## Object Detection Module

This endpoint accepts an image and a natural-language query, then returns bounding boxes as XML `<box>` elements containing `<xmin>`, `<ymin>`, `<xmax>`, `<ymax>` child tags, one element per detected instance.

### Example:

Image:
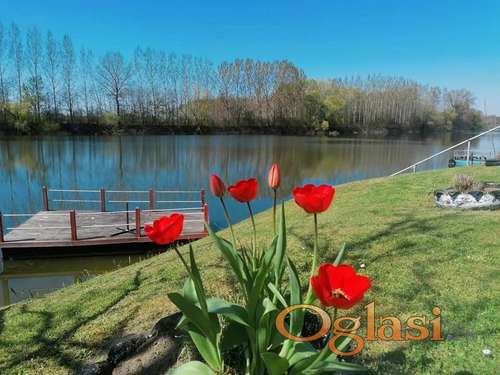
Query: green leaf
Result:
<box><xmin>168</xmin><ymin>292</ymin><xmax>216</xmax><ymax>339</ymax></box>
<box><xmin>261</xmin><ymin>352</ymin><xmax>290</xmax><ymax>375</ymax></box>
<box><xmin>268</xmin><ymin>327</ymin><xmax>286</xmax><ymax>350</ymax></box>
<box><xmin>287</xmin><ymin>342</ymin><xmax>316</xmax><ymax>367</ymax></box>
<box><xmin>207</xmin><ymin>225</ymin><xmax>248</xmax><ymax>289</ymax></box>
<box><xmin>261</xmin><ymin>297</ymin><xmax>278</xmax><ymax>318</ymax></box>
<box><xmin>206</xmin><ymin>297</ymin><xmax>250</xmax><ymax>327</ymax></box>
<box><xmin>333</xmin><ymin>243</ymin><xmax>347</xmax><ymax>266</ymax></box>
<box><xmin>287</xmin><ymin>258</ymin><xmax>304</xmax><ymax>337</ymax></box>
<box><xmin>256</xmin><ymin>298</ymin><xmax>279</xmax><ymax>351</ymax></box>
<box><xmin>274</xmin><ymin>203</ymin><xmax>287</xmax><ymax>283</ymax></box>
<box><xmin>167</xmin><ymin>361</ymin><xmax>216</xmax><ymax>375</ymax></box>
<box><xmin>189</xmin><ymin>245</ymin><xmax>208</xmax><ymax>312</ymax></box>
<box><xmin>183</xmin><ymin>277</ymin><xmax>197</xmax><ymax>304</ymax></box>
<box><xmin>263</xmin><ymin>235</ymin><xmax>278</xmax><ymax>270</ymax></box>
<box><xmin>188</xmin><ymin>327</ymin><xmax>222</xmax><ymax>371</ymax></box>
<box><xmin>268</xmin><ymin>283</ymin><xmax>288</xmax><ymax>308</ymax></box>
<box><xmin>176</xmin><ymin>278</ymin><xmax>197</xmax><ymax>330</ymax></box>
<box><xmin>248</xmin><ymin>256</ymin><xmax>274</xmax><ymax>319</ymax></box>
<box><xmin>221</xmin><ymin>321</ymin><xmax>248</xmax><ymax>350</ymax></box>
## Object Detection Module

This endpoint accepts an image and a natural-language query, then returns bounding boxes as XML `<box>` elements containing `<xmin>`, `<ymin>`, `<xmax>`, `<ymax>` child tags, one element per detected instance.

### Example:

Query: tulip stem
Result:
<box><xmin>305</xmin><ymin>213</ymin><xmax>319</xmax><ymax>303</ymax></box>
<box><xmin>174</xmin><ymin>245</ymin><xmax>190</xmax><ymax>273</ymax></box>
<box><xmin>272</xmin><ymin>188</ymin><xmax>277</xmax><ymax>235</ymax></box>
<box><xmin>219</xmin><ymin>197</ymin><xmax>237</xmax><ymax>249</ymax></box>
<box><xmin>247</xmin><ymin>202</ymin><xmax>257</xmax><ymax>259</ymax></box>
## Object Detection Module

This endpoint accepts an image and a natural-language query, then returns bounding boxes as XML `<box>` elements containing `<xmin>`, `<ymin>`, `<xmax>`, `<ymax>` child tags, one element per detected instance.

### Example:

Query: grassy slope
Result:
<box><xmin>0</xmin><ymin>167</ymin><xmax>499</xmax><ymax>374</ymax></box>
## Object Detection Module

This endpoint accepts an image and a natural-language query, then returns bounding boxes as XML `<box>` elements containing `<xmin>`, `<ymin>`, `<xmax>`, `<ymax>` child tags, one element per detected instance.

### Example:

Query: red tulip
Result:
<box><xmin>144</xmin><ymin>214</ymin><xmax>184</xmax><ymax>245</ymax></box>
<box><xmin>292</xmin><ymin>184</ymin><xmax>335</xmax><ymax>214</ymax></box>
<box><xmin>268</xmin><ymin>163</ymin><xmax>280</xmax><ymax>189</ymax></box>
<box><xmin>228</xmin><ymin>178</ymin><xmax>258</xmax><ymax>203</ymax></box>
<box><xmin>210</xmin><ymin>174</ymin><xmax>225</xmax><ymax>197</ymax></box>
<box><xmin>311</xmin><ymin>263</ymin><xmax>371</xmax><ymax>309</ymax></box>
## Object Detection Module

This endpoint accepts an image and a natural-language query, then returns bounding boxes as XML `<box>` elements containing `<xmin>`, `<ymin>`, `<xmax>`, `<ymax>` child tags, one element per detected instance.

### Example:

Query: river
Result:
<box><xmin>0</xmin><ymin>133</ymin><xmax>498</xmax><ymax>305</ymax></box>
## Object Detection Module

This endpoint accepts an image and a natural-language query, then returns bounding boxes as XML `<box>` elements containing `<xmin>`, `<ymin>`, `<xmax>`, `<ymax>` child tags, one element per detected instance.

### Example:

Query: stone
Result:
<box><xmin>107</xmin><ymin>334</ymin><xmax>148</xmax><ymax>366</ymax></box>
<box><xmin>151</xmin><ymin>312</ymin><xmax>182</xmax><ymax>337</ymax></box>
<box><xmin>435</xmin><ymin>188</ymin><xmax>500</xmax><ymax>210</ymax></box>
<box><xmin>112</xmin><ymin>335</ymin><xmax>181</xmax><ymax>374</ymax></box>
<box><xmin>469</xmin><ymin>191</ymin><xmax>484</xmax><ymax>202</ymax></box>
<box><xmin>78</xmin><ymin>361</ymin><xmax>113</xmax><ymax>375</ymax></box>
<box><xmin>79</xmin><ymin>312</ymin><xmax>184</xmax><ymax>375</ymax></box>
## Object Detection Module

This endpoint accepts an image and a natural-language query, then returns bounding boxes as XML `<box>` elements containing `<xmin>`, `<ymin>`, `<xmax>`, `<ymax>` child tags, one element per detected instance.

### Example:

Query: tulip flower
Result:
<box><xmin>145</xmin><ymin>214</ymin><xmax>190</xmax><ymax>271</ymax></box>
<box><xmin>209</xmin><ymin>174</ymin><xmax>237</xmax><ymax>249</ymax></box>
<box><xmin>210</xmin><ymin>174</ymin><xmax>225</xmax><ymax>197</ymax></box>
<box><xmin>292</xmin><ymin>184</ymin><xmax>335</xmax><ymax>214</ymax></box>
<box><xmin>228</xmin><ymin>178</ymin><xmax>258</xmax><ymax>203</ymax></box>
<box><xmin>228</xmin><ymin>178</ymin><xmax>259</xmax><ymax>259</ymax></box>
<box><xmin>268</xmin><ymin>163</ymin><xmax>280</xmax><ymax>190</ymax></box>
<box><xmin>311</xmin><ymin>263</ymin><xmax>371</xmax><ymax>309</ymax></box>
<box><xmin>268</xmin><ymin>163</ymin><xmax>280</xmax><ymax>234</ymax></box>
<box><xmin>144</xmin><ymin>214</ymin><xmax>184</xmax><ymax>245</ymax></box>
<box><xmin>293</xmin><ymin>184</ymin><xmax>336</xmax><ymax>303</ymax></box>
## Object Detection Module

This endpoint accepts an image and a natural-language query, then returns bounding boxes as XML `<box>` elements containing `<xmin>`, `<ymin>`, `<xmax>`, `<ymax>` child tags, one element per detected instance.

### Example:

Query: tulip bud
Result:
<box><xmin>268</xmin><ymin>163</ymin><xmax>280</xmax><ymax>190</ymax></box>
<box><xmin>210</xmin><ymin>174</ymin><xmax>225</xmax><ymax>197</ymax></box>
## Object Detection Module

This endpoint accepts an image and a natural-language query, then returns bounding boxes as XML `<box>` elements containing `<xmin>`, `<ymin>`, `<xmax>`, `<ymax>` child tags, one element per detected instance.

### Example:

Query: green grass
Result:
<box><xmin>1</xmin><ymin>167</ymin><xmax>499</xmax><ymax>374</ymax></box>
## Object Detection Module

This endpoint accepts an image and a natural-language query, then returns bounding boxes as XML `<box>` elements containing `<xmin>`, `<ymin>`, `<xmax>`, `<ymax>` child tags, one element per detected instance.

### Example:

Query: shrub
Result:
<box><xmin>453</xmin><ymin>174</ymin><xmax>475</xmax><ymax>192</ymax></box>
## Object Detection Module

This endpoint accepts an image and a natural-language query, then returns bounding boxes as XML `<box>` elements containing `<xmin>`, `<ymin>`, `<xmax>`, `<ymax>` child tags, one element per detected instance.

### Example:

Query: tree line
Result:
<box><xmin>0</xmin><ymin>22</ymin><xmax>484</xmax><ymax>135</ymax></box>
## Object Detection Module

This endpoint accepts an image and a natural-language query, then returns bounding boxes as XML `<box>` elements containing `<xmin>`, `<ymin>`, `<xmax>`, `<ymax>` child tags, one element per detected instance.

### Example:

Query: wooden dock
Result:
<box><xmin>0</xmin><ymin>187</ymin><xmax>208</xmax><ymax>252</ymax></box>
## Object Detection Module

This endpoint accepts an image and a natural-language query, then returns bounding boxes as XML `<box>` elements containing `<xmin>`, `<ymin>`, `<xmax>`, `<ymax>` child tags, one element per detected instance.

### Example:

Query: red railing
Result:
<box><xmin>0</xmin><ymin>187</ymin><xmax>208</xmax><ymax>244</ymax></box>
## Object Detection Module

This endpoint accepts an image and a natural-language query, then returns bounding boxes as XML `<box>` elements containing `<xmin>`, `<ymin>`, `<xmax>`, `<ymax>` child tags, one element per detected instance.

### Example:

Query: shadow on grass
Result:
<box><xmin>0</xmin><ymin>269</ymin><xmax>143</xmax><ymax>372</ymax></box>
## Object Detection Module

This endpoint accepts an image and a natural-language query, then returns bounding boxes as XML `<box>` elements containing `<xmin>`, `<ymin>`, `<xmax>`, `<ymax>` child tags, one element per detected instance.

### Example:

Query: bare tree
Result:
<box><xmin>0</xmin><ymin>22</ymin><xmax>8</xmax><ymax>122</ymax></box>
<box><xmin>25</xmin><ymin>27</ymin><xmax>43</xmax><ymax>121</ymax></box>
<box><xmin>96</xmin><ymin>51</ymin><xmax>132</xmax><ymax>116</ymax></box>
<box><xmin>9</xmin><ymin>23</ymin><xmax>23</xmax><ymax>105</ymax></box>
<box><xmin>44</xmin><ymin>30</ymin><xmax>60</xmax><ymax>116</ymax></box>
<box><xmin>79</xmin><ymin>48</ymin><xmax>94</xmax><ymax>119</ymax></box>
<box><xmin>61</xmin><ymin>34</ymin><xmax>75</xmax><ymax>121</ymax></box>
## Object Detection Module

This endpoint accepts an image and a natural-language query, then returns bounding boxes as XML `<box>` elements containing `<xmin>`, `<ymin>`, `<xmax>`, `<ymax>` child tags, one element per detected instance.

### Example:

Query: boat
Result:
<box><xmin>448</xmin><ymin>150</ymin><xmax>500</xmax><ymax>168</ymax></box>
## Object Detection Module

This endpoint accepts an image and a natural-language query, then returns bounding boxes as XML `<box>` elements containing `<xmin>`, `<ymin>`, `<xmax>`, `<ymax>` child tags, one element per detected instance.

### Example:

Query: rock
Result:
<box><xmin>469</xmin><ymin>191</ymin><xmax>484</xmax><ymax>202</ymax></box>
<box><xmin>78</xmin><ymin>361</ymin><xmax>113</xmax><ymax>375</ymax></box>
<box><xmin>151</xmin><ymin>312</ymin><xmax>182</xmax><ymax>337</ymax></box>
<box><xmin>112</xmin><ymin>335</ymin><xmax>181</xmax><ymax>375</ymax></box>
<box><xmin>479</xmin><ymin>194</ymin><xmax>495</xmax><ymax>205</ymax></box>
<box><xmin>454</xmin><ymin>193</ymin><xmax>477</xmax><ymax>206</ymax></box>
<box><xmin>435</xmin><ymin>188</ymin><xmax>500</xmax><ymax>210</ymax></box>
<box><xmin>107</xmin><ymin>334</ymin><xmax>148</xmax><ymax>366</ymax></box>
<box><xmin>79</xmin><ymin>313</ymin><xmax>185</xmax><ymax>374</ymax></box>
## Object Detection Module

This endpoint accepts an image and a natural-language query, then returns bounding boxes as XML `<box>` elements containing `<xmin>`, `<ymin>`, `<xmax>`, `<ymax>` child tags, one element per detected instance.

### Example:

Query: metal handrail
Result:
<box><xmin>391</xmin><ymin>125</ymin><xmax>500</xmax><ymax>176</ymax></box>
<box><xmin>42</xmin><ymin>186</ymin><xmax>206</xmax><ymax>212</ymax></box>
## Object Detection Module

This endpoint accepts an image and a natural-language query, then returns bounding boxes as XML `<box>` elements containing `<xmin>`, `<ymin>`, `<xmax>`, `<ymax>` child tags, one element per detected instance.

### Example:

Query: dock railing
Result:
<box><xmin>390</xmin><ymin>125</ymin><xmax>500</xmax><ymax>176</ymax></box>
<box><xmin>0</xmin><ymin>187</ymin><xmax>208</xmax><ymax>245</ymax></box>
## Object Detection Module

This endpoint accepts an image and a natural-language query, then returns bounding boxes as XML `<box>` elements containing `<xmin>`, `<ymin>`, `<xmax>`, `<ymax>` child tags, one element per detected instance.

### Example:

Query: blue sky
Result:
<box><xmin>2</xmin><ymin>0</ymin><xmax>499</xmax><ymax>113</ymax></box>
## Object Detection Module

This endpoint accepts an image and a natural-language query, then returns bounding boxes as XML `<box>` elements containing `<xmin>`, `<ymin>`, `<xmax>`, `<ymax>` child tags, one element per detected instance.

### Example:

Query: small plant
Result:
<box><xmin>146</xmin><ymin>164</ymin><xmax>372</xmax><ymax>374</ymax></box>
<box><xmin>453</xmin><ymin>174</ymin><xmax>475</xmax><ymax>192</ymax></box>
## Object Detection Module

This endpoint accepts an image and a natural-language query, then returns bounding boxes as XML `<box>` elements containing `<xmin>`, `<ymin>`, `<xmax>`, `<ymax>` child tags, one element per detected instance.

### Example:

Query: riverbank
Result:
<box><xmin>0</xmin><ymin>121</ymin><xmax>484</xmax><ymax>137</ymax></box>
<box><xmin>0</xmin><ymin>167</ymin><xmax>499</xmax><ymax>374</ymax></box>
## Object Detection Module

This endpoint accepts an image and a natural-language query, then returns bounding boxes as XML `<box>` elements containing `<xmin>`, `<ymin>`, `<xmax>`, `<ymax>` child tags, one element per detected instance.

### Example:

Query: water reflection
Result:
<box><xmin>0</xmin><ymin>254</ymin><xmax>153</xmax><ymax>306</ymax></box>
<box><xmin>0</xmin><ymin>133</ymin><xmax>498</xmax><ymax>305</ymax></box>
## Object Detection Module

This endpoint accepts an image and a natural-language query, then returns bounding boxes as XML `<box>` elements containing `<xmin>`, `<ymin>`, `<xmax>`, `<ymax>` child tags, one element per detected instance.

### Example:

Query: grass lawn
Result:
<box><xmin>0</xmin><ymin>167</ymin><xmax>499</xmax><ymax>374</ymax></box>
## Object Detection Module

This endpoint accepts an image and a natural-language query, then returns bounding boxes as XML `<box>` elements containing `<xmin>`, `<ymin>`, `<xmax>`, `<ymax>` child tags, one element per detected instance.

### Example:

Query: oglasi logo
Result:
<box><xmin>276</xmin><ymin>302</ymin><xmax>443</xmax><ymax>356</ymax></box>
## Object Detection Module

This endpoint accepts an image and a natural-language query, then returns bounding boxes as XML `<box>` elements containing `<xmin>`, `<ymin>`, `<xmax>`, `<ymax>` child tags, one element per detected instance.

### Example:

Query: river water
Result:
<box><xmin>0</xmin><ymin>133</ymin><xmax>498</xmax><ymax>305</ymax></box>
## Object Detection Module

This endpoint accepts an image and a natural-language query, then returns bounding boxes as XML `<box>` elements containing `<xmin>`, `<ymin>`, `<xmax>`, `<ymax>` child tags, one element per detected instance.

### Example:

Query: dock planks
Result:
<box><xmin>1</xmin><ymin>209</ymin><xmax>206</xmax><ymax>249</ymax></box>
